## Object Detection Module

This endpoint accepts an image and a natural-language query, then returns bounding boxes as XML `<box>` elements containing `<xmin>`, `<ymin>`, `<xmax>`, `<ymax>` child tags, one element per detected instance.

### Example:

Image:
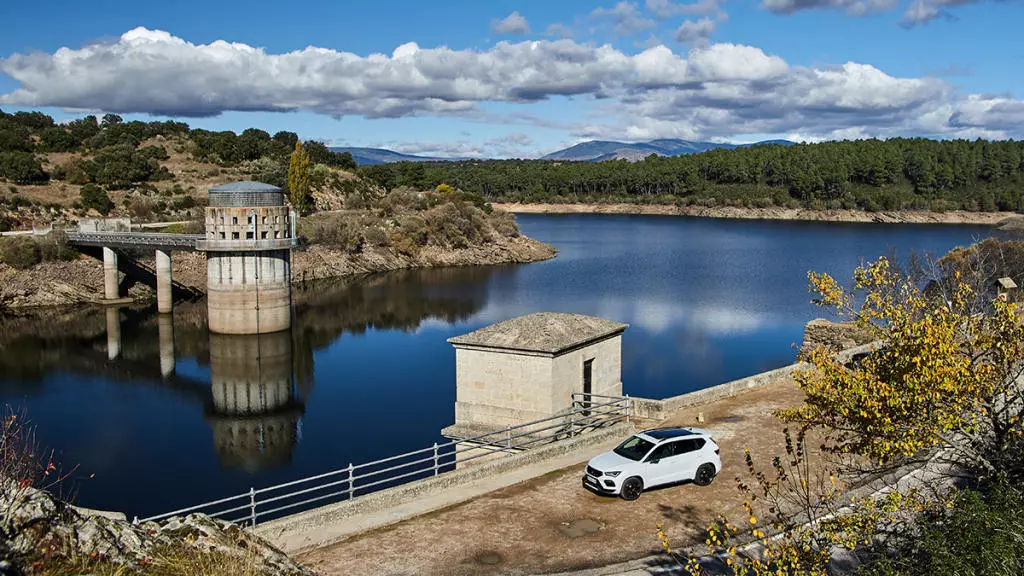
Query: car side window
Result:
<box><xmin>647</xmin><ymin>443</ymin><xmax>675</xmax><ymax>461</ymax></box>
<box><xmin>676</xmin><ymin>438</ymin><xmax>705</xmax><ymax>454</ymax></box>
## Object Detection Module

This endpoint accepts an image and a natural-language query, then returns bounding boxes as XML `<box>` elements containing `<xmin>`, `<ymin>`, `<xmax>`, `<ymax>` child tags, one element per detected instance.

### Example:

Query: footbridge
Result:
<box><xmin>65</xmin><ymin>219</ymin><xmax>205</xmax><ymax>313</ymax></box>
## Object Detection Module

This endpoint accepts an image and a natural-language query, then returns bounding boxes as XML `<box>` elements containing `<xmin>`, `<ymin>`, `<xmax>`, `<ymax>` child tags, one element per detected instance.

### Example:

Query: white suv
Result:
<box><xmin>583</xmin><ymin>427</ymin><xmax>721</xmax><ymax>500</ymax></box>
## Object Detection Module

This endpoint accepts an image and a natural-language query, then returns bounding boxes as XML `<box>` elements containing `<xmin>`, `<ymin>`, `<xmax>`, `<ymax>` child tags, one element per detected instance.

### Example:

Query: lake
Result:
<box><xmin>0</xmin><ymin>214</ymin><xmax>998</xmax><ymax>518</ymax></box>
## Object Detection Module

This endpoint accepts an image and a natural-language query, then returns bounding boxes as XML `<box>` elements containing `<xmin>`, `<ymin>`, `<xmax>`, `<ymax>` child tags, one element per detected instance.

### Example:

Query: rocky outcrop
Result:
<box><xmin>0</xmin><ymin>236</ymin><xmax>556</xmax><ymax>309</ymax></box>
<box><xmin>496</xmin><ymin>202</ymin><xmax>1012</xmax><ymax>226</ymax></box>
<box><xmin>797</xmin><ymin>318</ymin><xmax>875</xmax><ymax>360</ymax></box>
<box><xmin>1</xmin><ymin>480</ymin><xmax>315</xmax><ymax>575</ymax></box>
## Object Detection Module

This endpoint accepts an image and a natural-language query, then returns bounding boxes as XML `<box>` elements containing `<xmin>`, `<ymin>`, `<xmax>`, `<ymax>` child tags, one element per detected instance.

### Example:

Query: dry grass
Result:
<box><xmin>30</xmin><ymin>536</ymin><xmax>268</xmax><ymax>576</ymax></box>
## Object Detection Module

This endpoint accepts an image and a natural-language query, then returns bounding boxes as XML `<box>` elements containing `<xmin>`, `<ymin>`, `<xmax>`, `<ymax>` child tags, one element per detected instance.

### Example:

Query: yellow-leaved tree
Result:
<box><xmin>288</xmin><ymin>140</ymin><xmax>312</xmax><ymax>212</ymax></box>
<box><xmin>677</xmin><ymin>254</ymin><xmax>1024</xmax><ymax>575</ymax></box>
<box><xmin>782</xmin><ymin>256</ymin><xmax>1024</xmax><ymax>477</ymax></box>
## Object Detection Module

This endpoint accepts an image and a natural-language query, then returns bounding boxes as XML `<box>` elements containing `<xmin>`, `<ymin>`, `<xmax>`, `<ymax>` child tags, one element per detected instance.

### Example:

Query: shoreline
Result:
<box><xmin>495</xmin><ymin>202</ymin><xmax>1021</xmax><ymax>226</ymax></box>
<box><xmin>0</xmin><ymin>235</ymin><xmax>556</xmax><ymax>309</ymax></box>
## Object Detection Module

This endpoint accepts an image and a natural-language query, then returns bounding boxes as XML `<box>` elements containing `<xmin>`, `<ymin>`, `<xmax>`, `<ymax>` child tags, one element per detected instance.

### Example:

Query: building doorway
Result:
<box><xmin>582</xmin><ymin>359</ymin><xmax>593</xmax><ymax>415</ymax></box>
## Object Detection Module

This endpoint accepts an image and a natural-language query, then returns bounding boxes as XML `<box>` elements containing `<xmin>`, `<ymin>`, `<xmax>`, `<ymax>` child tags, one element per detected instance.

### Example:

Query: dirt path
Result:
<box><xmin>496</xmin><ymin>202</ymin><xmax>1019</xmax><ymax>226</ymax></box>
<box><xmin>299</xmin><ymin>377</ymin><xmax>806</xmax><ymax>576</ymax></box>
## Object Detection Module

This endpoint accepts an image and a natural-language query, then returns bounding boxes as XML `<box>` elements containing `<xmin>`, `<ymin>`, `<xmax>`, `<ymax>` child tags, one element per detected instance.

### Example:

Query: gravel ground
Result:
<box><xmin>299</xmin><ymin>376</ymin><xmax>807</xmax><ymax>576</ymax></box>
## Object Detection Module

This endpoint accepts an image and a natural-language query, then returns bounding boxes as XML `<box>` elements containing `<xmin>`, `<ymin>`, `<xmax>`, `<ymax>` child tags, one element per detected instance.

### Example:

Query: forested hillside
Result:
<box><xmin>359</xmin><ymin>139</ymin><xmax>1024</xmax><ymax>212</ymax></box>
<box><xmin>0</xmin><ymin>109</ymin><xmax>363</xmax><ymax>230</ymax></box>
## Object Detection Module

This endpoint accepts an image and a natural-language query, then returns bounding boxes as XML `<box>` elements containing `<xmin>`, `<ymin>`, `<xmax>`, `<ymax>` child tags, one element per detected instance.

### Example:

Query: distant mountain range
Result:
<box><xmin>539</xmin><ymin>138</ymin><xmax>796</xmax><ymax>162</ymax></box>
<box><xmin>328</xmin><ymin>147</ymin><xmax>472</xmax><ymax>165</ymax></box>
<box><xmin>331</xmin><ymin>138</ymin><xmax>794</xmax><ymax>165</ymax></box>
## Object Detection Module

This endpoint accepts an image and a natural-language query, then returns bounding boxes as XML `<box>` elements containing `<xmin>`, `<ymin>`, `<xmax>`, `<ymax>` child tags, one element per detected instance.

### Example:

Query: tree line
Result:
<box><xmin>0</xmin><ymin>109</ymin><xmax>357</xmax><ymax>188</ymax></box>
<box><xmin>359</xmin><ymin>138</ymin><xmax>1024</xmax><ymax>213</ymax></box>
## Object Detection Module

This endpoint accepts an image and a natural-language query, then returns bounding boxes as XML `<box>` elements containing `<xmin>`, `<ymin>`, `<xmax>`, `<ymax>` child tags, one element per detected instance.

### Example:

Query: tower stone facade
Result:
<box><xmin>198</xmin><ymin>181</ymin><xmax>297</xmax><ymax>334</ymax></box>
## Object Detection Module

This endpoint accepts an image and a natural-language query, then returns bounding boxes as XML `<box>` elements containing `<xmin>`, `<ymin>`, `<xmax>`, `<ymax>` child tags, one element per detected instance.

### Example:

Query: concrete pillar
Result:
<box><xmin>158</xmin><ymin>313</ymin><xmax>175</xmax><ymax>378</ymax></box>
<box><xmin>156</xmin><ymin>249</ymin><xmax>172</xmax><ymax>314</ymax></box>
<box><xmin>102</xmin><ymin>247</ymin><xmax>119</xmax><ymax>300</ymax></box>
<box><xmin>105</xmin><ymin>307</ymin><xmax>121</xmax><ymax>360</ymax></box>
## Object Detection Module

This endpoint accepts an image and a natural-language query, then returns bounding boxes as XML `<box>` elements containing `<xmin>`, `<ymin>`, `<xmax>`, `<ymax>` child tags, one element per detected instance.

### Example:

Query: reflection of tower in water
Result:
<box><xmin>207</xmin><ymin>331</ymin><xmax>304</xmax><ymax>472</ymax></box>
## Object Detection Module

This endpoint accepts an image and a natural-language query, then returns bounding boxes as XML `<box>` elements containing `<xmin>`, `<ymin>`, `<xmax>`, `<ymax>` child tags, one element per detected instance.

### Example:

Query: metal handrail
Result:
<box><xmin>137</xmin><ymin>394</ymin><xmax>631</xmax><ymax>526</ymax></box>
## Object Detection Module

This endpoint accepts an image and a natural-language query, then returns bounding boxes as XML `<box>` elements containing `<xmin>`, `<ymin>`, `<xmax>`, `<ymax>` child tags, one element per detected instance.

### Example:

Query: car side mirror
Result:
<box><xmin>648</xmin><ymin>458</ymin><xmax>660</xmax><ymax>464</ymax></box>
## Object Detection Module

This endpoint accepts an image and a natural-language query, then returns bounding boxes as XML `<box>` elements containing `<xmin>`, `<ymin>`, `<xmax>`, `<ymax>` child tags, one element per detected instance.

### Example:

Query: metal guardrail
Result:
<box><xmin>137</xmin><ymin>394</ymin><xmax>631</xmax><ymax>527</ymax></box>
<box><xmin>66</xmin><ymin>230</ymin><xmax>204</xmax><ymax>250</ymax></box>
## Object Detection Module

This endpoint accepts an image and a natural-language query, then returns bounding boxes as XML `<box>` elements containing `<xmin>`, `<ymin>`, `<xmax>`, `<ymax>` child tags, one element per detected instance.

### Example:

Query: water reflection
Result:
<box><xmin>207</xmin><ymin>332</ymin><xmax>303</xmax><ymax>471</ymax></box>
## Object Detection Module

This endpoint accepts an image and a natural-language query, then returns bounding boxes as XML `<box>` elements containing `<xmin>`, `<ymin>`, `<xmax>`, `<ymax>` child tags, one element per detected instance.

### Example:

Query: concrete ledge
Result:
<box><xmin>255</xmin><ymin>421</ymin><xmax>635</xmax><ymax>554</ymax></box>
<box><xmin>631</xmin><ymin>342</ymin><xmax>880</xmax><ymax>420</ymax></box>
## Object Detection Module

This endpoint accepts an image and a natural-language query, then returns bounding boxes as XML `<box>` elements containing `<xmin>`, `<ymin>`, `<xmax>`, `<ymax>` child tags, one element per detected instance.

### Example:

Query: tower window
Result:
<box><xmin>232</xmin><ymin>232</ymin><xmax>239</xmax><ymax>240</ymax></box>
<box><xmin>232</xmin><ymin>216</ymin><xmax>238</xmax><ymax>225</ymax></box>
<box><xmin>246</xmin><ymin>231</ymin><xmax>253</xmax><ymax>239</ymax></box>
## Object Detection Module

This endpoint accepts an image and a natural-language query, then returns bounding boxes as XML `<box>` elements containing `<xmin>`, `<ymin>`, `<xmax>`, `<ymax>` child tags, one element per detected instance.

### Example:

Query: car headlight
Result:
<box><xmin>604</xmin><ymin>471</ymin><xmax>622</xmax><ymax>478</ymax></box>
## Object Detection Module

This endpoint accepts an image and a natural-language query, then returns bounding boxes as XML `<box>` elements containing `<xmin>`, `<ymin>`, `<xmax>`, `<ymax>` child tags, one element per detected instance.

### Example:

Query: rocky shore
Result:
<box><xmin>0</xmin><ymin>235</ymin><xmax>555</xmax><ymax>309</ymax></box>
<box><xmin>495</xmin><ymin>202</ymin><xmax>1023</xmax><ymax>226</ymax></box>
<box><xmin>1</xmin><ymin>480</ymin><xmax>315</xmax><ymax>575</ymax></box>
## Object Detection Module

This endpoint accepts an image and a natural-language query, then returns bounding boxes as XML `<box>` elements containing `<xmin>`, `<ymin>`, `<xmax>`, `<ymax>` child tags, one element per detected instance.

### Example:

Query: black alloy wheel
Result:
<box><xmin>620</xmin><ymin>476</ymin><xmax>644</xmax><ymax>501</ymax></box>
<box><xmin>694</xmin><ymin>463</ymin><xmax>716</xmax><ymax>486</ymax></box>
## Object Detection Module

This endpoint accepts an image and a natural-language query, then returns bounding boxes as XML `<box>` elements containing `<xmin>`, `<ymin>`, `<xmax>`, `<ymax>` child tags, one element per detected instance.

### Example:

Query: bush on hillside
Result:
<box><xmin>0</xmin><ymin>236</ymin><xmax>41</xmax><ymax>269</ymax></box>
<box><xmin>36</xmin><ymin>230</ymin><xmax>78</xmax><ymax>262</ymax></box>
<box><xmin>79</xmin><ymin>183</ymin><xmax>112</xmax><ymax>215</ymax></box>
<box><xmin>0</xmin><ymin>152</ymin><xmax>48</xmax><ymax>184</ymax></box>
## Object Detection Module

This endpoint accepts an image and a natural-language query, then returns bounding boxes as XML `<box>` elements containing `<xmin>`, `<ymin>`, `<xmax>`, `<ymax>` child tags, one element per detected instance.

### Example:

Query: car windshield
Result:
<box><xmin>613</xmin><ymin>435</ymin><xmax>655</xmax><ymax>461</ymax></box>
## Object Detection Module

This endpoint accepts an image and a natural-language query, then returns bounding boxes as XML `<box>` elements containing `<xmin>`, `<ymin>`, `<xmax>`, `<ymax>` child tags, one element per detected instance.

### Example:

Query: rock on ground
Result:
<box><xmin>1</xmin><ymin>480</ymin><xmax>315</xmax><ymax>575</ymax></box>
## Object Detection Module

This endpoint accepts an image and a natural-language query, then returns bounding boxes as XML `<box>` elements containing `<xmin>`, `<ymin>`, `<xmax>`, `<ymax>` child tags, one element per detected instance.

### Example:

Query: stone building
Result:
<box><xmin>444</xmin><ymin>312</ymin><xmax>628</xmax><ymax>435</ymax></box>
<box><xmin>197</xmin><ymin>181</ymin><xmax>297</xmax><ymax>334</ymax></box>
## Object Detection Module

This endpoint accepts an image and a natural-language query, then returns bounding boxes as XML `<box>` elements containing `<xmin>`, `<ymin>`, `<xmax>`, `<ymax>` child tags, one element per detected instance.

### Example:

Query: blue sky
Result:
<box><xmin>1</xmin><ymin>0</ymin><xmax>1021</xmax><ymax>157</ymax></box>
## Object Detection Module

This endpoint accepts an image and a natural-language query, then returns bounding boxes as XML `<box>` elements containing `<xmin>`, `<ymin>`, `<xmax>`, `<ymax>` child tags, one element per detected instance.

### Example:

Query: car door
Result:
<box><xmin>676</xmin><ymin>438</ymin><xmax>706</xmax><ymax>481</ymax></box>
<box><xmin>643</xmin><ymin>438</ymin><xmax>675</xmax><ymax>483</ymax></box>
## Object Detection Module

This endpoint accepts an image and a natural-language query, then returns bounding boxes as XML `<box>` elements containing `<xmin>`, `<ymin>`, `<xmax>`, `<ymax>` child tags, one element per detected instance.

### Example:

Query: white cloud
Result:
<box><xmin>544</xmin><ymin>23</ymin><xmax>574</xmax><ymax>39</ymax></box>
<box><xmin>647</xmin><ymin>0</ymin><xmax>724</xmax><ymax>17</ymax></box>
<box><xmin>900</xmin><ymin>0</ymin><xmax>987</xmax><ymax>26</ymax></box>
<box><xmin>591</xmin><ymin>2</ymin><xmax>657</xmax><ymax>36</ymax></box>
<box><xmin>674</xmin><ymin>17</ymin><xmax>720</xmax><ymax>42</ymax></box>
<box><xmin>492</xmin><ymin>11</ymin><xmax>531</xmax><ymax>35</ymax></box>
<box><xmin>2</xmin><ymin>27</ymin><xmax>1023</xmax><ymax>142</ymax></box>
<box><xmin>762</xmin><ymin>0</ymin><xmax>1001</xmax><ymax>23</ymax></box>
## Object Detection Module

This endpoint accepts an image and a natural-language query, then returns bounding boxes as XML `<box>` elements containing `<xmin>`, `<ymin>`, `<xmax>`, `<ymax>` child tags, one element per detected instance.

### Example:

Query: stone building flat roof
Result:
<box><xmin>448</xmin><ymin>312</ymin><xmax>628</xmax><ymax>354</ymax></box>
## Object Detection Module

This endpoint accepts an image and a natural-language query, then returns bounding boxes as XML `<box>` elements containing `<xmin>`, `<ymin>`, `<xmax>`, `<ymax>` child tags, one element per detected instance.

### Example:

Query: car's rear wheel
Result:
<box><xmin>694</xmin><ymin>463</ymin><xmax>717</xmax><ymax>486</ymax></box>
<box><xmin>620</xmin><ymin>476</ymin><xmax>644</xmax><ymax>501</ymax></box>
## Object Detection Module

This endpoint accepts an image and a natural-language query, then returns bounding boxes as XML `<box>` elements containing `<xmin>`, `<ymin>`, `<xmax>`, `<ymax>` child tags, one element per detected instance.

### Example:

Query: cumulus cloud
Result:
<box><xmin>674</xmin><ymin>17</ymin><xmax>720</xmax><ymax>42</ymax></box>
<box><xmin>762</xmin><ymin>0</ymin><xmax>898</xmax><ymax>15</ymax></box>
<box><xmin>647</xmin><ymin>0</ymin><xmax>723</xmax><ymax>17</ymax></box>
<box><xmin>544</xmin><ymin>23</ymin><xmax>574</xmax><ymax>39</ymax></box>
<box><xmin>387</xmin><ymin>133</ymin><xmax>535</xmax><ymax>159</ymax></box>
<box><xmin>900</xmin><ymin>0</ymin><xmax>987</xmax><ymax>26</ymax></box>
<box><xmin>491</xmin><ymin>11</ymin><xmax>531</xmax><ymax>35</ymax></box>
<box><xmin>591</xmin><ymin>2</ymin><xmax>657</xmax><ymax>36</ymax></box>
<box><xmin>2</xmin><ymin>27</ymin><xmax>1023</xmax><ymax>142</ymax></box>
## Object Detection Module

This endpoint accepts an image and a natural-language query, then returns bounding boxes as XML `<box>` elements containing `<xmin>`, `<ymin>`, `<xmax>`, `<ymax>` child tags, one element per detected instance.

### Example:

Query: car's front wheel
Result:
<box><xmin>693</xmin><ymin>463</ymin><xmax>717</xmax><ymax>486</ymax></box>
<box><xmin>620</xmin><ymin>476</ymin><xmax>644</xmax><ymax>501</ymax></box>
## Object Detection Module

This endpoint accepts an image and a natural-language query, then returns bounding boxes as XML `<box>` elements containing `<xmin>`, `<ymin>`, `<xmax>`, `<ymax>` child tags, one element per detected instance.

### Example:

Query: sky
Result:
<box><xmin>1</xmin><ymin>0</ymin><xmax>1022</xmax><ymax>158</ymax></box>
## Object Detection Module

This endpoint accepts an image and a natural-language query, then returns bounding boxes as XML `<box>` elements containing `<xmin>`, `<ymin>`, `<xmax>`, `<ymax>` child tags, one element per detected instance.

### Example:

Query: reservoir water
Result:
<box><xmin>0</xmin><ymin>214</ymin><xmax>999</xmax><ymax>518</ymax></box>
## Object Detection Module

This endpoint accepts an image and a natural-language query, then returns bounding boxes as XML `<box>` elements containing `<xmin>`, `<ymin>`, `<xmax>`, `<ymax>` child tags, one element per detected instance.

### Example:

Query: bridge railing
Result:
<box><xmin>66</xmin><ymin>230</ymin><xmax>203</xmax><ymax>250</ymax></box>
<box><xmin>137</xmin><ymin>395</ymin><xmax>631</xmax><ymax>527</ymax></box>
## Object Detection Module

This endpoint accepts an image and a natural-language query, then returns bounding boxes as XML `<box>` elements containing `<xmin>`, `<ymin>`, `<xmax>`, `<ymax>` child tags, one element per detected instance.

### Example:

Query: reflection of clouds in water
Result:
<box><xmin>469</xmin><ymin>296</ymin><xmax>772</xmax><ymax>338</ymax></box>
<box><xmin>688</xmin><ymin>307</ymin><xmax>764</xmax><ymax>335</ymax></box>
<box><xmin>411</xmin><ymin>317</ymin><xmax>456</xmax><ymax>334</ymax></box>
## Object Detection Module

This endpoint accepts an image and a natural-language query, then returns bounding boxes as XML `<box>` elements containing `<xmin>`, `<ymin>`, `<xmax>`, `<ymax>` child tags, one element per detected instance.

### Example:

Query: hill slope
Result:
<box><xmin>329</xmin><ymin>147</ymin><xmax>468</xmax><ymax>165</ymax></box>
<box><xmin>542</xmin><ymin>138</ymin><xmax>795</xmax><ymax>162</ymax></box>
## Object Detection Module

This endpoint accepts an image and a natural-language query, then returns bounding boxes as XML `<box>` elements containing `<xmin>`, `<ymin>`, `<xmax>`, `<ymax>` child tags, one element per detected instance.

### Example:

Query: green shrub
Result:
<box><xmin>37</xmin><ymin>230</ymin><xmax>78</xmax><ymax>262</ymax></box>
<box><xmin>79</xmin><ymin>183</ymin><xmax>112</xmax><ymax>215</ymax></box>
<box><xmin>0</xmin><ymin>236</ymin><xmax>41</xmax><ymax>269</ymax></box>
<box><xmin>0</xmin><ymin>151</ymin><xmax>48</xmax><ymax>184</ymax></box>
<box><xmin>488</xmin><ymin>210</ymin><xmax>519</xmax><ymax>238</ymax></box>
<box><xmin>363</xmin><ymin>226</ymin><xmax>389</xmax><ymax>247</ymax></box>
